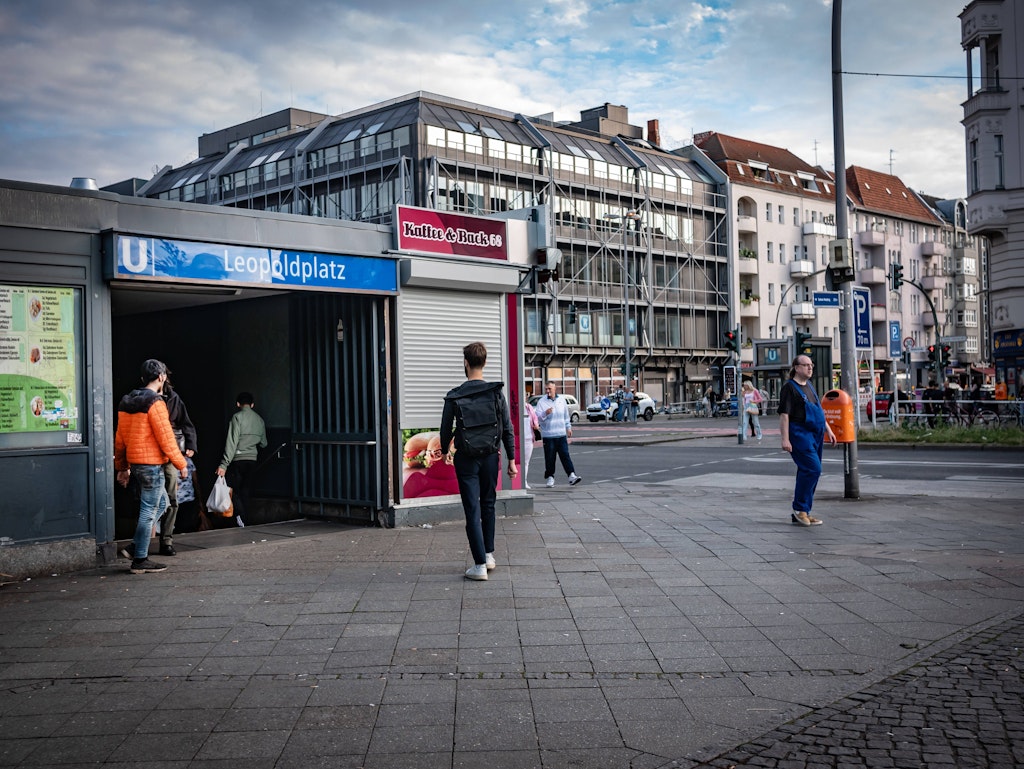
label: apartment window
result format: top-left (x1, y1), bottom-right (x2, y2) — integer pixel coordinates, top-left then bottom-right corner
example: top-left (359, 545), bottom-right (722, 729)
top-left (995, 135), bottom-right (1005, 189)
top-left (777, 205), bottom-right (784, 224)
top-left (821, 245), bottom-right (827, 265)
top-left (780, 283), bottom-right (787, 305)
top-left (780, 244), bottom-right (787, 265)
top-left (768, 283), bottom-right (775, 304)
top-left (765, 202), bottom-right (772, 221)
top-left (793, 207), bottom-right (799, 226)
top-left (970, 140), bottom-right (979, 194)
top-left (767, 242), bottom-right (774, 263)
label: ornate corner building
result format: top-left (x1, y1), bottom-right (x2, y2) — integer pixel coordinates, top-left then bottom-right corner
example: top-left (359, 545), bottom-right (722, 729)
top-left (961, 0), bottom-right (1024, 396)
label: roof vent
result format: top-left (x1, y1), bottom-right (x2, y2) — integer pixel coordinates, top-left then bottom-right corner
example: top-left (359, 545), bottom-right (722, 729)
top-left (70, 177), bottom-right (98, 190)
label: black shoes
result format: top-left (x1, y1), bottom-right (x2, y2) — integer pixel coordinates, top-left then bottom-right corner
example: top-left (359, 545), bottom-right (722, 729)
top-left (158, 545), bottom-right (176, 556)
top-left (129, 559), bottom-right (167, 574)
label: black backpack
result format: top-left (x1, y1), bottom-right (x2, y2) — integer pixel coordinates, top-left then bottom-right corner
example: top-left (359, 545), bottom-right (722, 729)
top-left (450, 387), bottom-right (503, 458)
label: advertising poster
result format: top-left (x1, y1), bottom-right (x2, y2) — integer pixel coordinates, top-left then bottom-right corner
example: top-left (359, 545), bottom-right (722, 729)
top-left (0, 285), bottom-right (80, 435)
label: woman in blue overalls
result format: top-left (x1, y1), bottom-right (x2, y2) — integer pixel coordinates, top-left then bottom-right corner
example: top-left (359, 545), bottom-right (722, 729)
top-left (778, 355), bottom-right (836, 526)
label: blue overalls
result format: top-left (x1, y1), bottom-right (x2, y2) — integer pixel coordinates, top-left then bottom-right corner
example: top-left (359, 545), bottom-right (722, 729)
top-left (787, 382), bottom-right (826, 514)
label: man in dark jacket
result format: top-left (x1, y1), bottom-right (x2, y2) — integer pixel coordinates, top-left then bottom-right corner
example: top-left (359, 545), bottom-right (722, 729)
top-left (159, 380), bottom-right (197, 555)
top-left (440, 342), bottom-right (517, 581)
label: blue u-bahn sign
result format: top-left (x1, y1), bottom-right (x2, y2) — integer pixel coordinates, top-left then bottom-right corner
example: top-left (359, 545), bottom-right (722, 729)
top-left (111, 235), bottom-right (398, 294)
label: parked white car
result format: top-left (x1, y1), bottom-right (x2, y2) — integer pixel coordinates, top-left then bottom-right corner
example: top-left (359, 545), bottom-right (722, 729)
top-left (587, 392), bottom-right (656, 422)
top-left (529, 394), bottom-right (582, 423)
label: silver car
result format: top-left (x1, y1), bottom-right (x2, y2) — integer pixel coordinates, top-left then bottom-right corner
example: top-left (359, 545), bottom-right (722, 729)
top-left (529, 394), bottom-right (582, 423)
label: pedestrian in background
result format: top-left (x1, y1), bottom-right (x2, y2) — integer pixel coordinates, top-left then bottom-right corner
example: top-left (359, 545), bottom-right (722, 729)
top-left (536, 380), bottom-right (582, 488)
top-left (216, 391), bottom-right (267, 526)
top-left (440, 342), bottom-right (517, 580)
top-left (741, 380), bottom-right (763, 442)
top-left (114, 359), bottom-right (188, 574)
top-left (522, 400), bottom-right (539, 490)
top-left (158, 377), bottom-right (197, 555)
top-left (778, 355), bottom-right (836, 526)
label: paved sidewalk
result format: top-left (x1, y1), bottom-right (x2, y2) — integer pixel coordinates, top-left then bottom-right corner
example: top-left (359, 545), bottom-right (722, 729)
top-left (1, 471), bottom-right (1022, 768)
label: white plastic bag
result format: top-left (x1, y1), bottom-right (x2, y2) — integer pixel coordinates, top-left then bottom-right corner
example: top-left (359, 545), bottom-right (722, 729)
top-left (206, 476), bottom-right (233, 514)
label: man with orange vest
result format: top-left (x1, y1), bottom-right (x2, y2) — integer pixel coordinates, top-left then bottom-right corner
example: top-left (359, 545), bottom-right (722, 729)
top-left (114, 359), bottom-right (188, 574)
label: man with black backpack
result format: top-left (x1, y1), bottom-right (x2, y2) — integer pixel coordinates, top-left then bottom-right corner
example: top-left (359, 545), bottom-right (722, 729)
top-left (440, 342), bottom-right (518, 581)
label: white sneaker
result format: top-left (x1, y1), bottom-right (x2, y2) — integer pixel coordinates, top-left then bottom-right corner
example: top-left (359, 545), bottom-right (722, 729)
top-left (465, 564), bottom-right (488, 580)
top-left (569, 473), bottom-right (582, 486)
top-left (485, 553), bottom-right (496, 570)
top-left (545, 477), bottom-right (555, 488)
top-left (524, 482), bottom-right (531, 490)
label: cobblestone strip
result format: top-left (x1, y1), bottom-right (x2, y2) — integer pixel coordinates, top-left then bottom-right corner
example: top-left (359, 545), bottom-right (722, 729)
top-left (682, 614), bottom-right (1024, 769)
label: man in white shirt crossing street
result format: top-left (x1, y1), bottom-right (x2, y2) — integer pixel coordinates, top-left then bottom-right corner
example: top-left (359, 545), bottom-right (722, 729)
top-left (535, 381), bottom-right (582, 488)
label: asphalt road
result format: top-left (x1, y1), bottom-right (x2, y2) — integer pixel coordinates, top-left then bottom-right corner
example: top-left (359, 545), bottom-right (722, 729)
top-left (525, 415), bottom-right (1024, 489)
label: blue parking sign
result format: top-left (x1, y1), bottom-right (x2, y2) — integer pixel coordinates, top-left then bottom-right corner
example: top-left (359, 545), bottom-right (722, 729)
top-left (853, 287), bottom-right (871, 350)
top-left (889, 321), bottom-right (901, 357)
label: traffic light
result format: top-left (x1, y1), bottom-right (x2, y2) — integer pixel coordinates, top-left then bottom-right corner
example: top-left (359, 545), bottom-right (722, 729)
top-left (927, 345), bottom-right (936, 362)
top-left (722, 329), bottom-right (739, 354)
top-left (795, 331), bottom-right (812, 354)
top-left (567, 303), bottom-right (577, 325)
top-left (890, 263), bottom-right (904, 291)
top-left (941, 344), bottom-right (951, 366)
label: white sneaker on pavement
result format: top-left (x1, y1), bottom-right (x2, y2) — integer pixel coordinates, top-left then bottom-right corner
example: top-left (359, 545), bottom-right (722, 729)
top-left (465, 564), bottom-right (488, 580)
top-left (569, 473), bottom-right (582, 486)
top-left (485, 553), bottom-right (496, 570)
top-left (545, 477), bottom-right (555, 488)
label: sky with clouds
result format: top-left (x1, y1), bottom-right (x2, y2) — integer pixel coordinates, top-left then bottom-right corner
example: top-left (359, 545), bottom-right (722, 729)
top-left (0, 0), bottom-right (971, 199)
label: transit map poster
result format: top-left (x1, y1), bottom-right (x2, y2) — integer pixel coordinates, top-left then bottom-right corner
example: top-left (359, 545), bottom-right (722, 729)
top-left (0, 285), bottom-right (80, 436)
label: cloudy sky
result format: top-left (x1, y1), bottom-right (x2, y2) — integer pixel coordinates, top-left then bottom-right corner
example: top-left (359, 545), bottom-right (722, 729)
top-left (0, 0), bottom-right (970, 199)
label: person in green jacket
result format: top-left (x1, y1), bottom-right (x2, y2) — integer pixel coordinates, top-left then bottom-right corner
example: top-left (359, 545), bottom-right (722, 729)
top-left (216, 392), bottom-right (267, 523)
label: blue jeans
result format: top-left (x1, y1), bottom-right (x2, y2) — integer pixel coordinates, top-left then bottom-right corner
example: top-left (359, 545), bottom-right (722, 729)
top-left (132, 464), bottom-right (168, 560)
top-left (542, 435), bottom-right (576, 479)
top-left (453, 452), bottom-right (499, 565)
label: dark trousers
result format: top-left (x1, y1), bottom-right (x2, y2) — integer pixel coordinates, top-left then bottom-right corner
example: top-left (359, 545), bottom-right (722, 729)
top-left (226, 459), bottom-right (257, 520)
top-left (542, 435), bottom-right (576, 479)
top-left (159, 463), bottom-right (179, 546)
top-left (453, 452), bottom-right (499, 565)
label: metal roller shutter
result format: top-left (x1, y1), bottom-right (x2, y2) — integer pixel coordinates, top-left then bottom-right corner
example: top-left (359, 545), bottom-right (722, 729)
top-left (398, 287), bottom-right (505, 427)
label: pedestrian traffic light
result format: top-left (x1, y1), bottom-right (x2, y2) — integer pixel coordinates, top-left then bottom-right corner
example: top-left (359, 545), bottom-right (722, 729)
top-left (722, 330), bottom-right (739, 354)
top-left (567, 303), bottom-right (577, 325)
top-left (890, 263), bottom-right (904, 291)
top-left (927, 345), bottom-right (936, 362)
top-left (941, 344), bottom-right (951, 365)
top-left (795, 331), bottom-right (812, 354)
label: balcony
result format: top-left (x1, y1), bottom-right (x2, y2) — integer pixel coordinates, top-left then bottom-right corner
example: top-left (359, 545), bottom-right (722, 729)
top-left (791, 302), bottom-right (815, 320)
top-left (802, 220), bottom-right (837, 238)
top-left (740, 300), bottom-right (760, 318)
top-left (922, 314), bottom-right (936, 327)
top-left (789, 259), bottom-right (816, 278)
top-left (859, 267), bottom-right (887, 285)
top-left (871, 304), bottom-right (886, 322)
top-left (858, 228), bottom-right (885, 247)
top-left (920, 274), bottom-right (945, 291)
top-left (921, 241), bottom-right (946, 257)
top-left (963, 87), bottom-right (1011, 121)
top-left (738, 257), bottom-right (758, 275)
top-left (737, 215), bottom-right (757, 233)
top-left (873, 345), bottom-right (891, 361)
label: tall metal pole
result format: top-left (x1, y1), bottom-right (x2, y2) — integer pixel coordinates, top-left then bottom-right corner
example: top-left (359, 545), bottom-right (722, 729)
top-left (832, 0), bottom-right (860, 498)
top-left (623, 223), bottom-right (631, 392)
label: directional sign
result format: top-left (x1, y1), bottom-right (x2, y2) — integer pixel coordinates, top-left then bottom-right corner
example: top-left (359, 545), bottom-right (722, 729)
top-left (940, 335), bottom-right (967, 343)
top-left (853, 286), bottom-right (871, 350)
top-left (813, 291), bottom-right (841, 308)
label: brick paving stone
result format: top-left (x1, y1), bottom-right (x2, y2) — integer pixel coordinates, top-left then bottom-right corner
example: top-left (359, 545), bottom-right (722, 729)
top-left (685, 613), bottom-right (1024, 769)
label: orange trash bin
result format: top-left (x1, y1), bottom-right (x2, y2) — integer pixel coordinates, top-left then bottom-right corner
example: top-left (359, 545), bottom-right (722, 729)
top-left (822, 389), bottom-right (856, 443)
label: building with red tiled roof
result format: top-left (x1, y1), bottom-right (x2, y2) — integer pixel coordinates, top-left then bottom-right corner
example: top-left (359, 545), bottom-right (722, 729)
top-left (694, 131), bottom-right (842, 397)
top-left (697, 131), bottom-right (978, 394)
